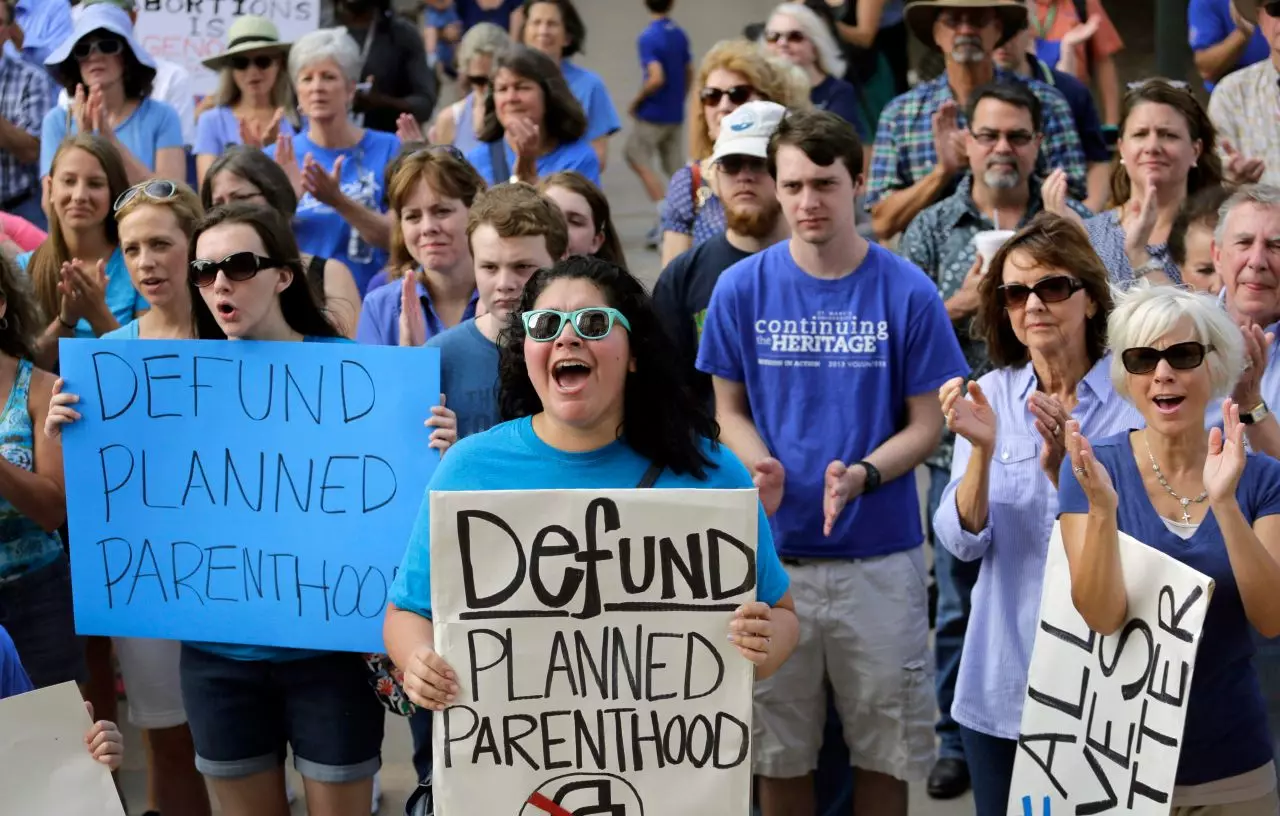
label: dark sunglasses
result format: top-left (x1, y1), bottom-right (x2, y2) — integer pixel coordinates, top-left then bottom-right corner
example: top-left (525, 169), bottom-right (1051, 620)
top-left (717, 154), bottom-right (768, 175)
top-left (970, 129), bottom-right (1036, 148)
top-left (765, 30), bottom-right (806, 44)
top-left (1121, 341), bottom-right (1213, 375)
top-left (231, 54), bottom-right (276, 71)
top-left (997, 275), bottom-right (1085, 308)
top-left (522, 307), bottom-right (632, 342)
top-left (466, 74), bottom-right (489, 89)
top-left (113, 179), bottom-right (179, 212)
top-left (190, 252), bottom-right (283, 288)
top-left (72, 38), bottom-right (123, 59)
top-left (700, 85), bottom-right (758, 107)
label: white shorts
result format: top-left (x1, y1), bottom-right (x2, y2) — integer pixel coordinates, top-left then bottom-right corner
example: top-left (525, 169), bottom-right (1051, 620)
top-left (113, 637), bottom-right (187, 730)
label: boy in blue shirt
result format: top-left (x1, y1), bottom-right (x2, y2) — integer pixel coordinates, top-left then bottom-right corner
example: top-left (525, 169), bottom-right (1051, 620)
top-left (624, 0), bottom-right (691, 243)
top-left (422, 0), bottom-right (462, 78)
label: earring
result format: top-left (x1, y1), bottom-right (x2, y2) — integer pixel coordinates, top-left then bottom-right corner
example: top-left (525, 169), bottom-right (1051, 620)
top-left (0, 317), bottom-right (11, 331)
top-left (1119, 158), bottom-right (1125, 166)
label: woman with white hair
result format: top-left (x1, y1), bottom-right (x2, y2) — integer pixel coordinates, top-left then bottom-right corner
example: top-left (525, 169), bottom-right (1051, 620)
top-left (427, 22), bottom-right (510, 155)
top-left (269, 27), bottom-right (399, 295)
top-left (1062, 284), bottom-right (1280, 814)
top-left (762, 2), bottom-right (867, 137)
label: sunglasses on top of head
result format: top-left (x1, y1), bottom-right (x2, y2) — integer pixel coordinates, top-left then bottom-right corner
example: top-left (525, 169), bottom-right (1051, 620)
top-left (1120, 341), bottom-right (1213, 375)
top-left (231, 54), bottom-right (276, 71)
top-left (997, 275), bottom-right (1085, 308)
top-left (73, 38), bottom-right (124, 60)
top-left (522, 307), bottom-right (632, 342)
top-left (700, 85), bottom-right (759, 106)
top-left (113, 179), bottom-right (180, 212)
top-left (190, 252), bottom-right (285, 288)
top-left (764, 30), bottom-right (807, 44)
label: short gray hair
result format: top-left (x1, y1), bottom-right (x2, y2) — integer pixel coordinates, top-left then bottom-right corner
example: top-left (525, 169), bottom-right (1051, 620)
top-left (764, 3), bottom-right (847, 79)
top-left (289, 27), bottom-right (362, 85)
top-left (457, 22), bottom-right (509, 72)
top-left (1108, 283), bottom-right (1244, 401)
top-left (1214, 183), bottom-right (1280, 247)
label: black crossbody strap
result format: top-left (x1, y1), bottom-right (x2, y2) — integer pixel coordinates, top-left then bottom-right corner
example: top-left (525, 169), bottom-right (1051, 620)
top-left (636, 463), bottom-right (663, 488)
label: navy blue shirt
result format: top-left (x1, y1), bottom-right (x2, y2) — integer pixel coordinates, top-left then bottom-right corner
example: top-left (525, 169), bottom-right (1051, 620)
top-left (1189, 0), bottom-right (1271, 90)
top-left (1058, 432), bottom-right (1277, 785)
top-left (1028, 57), bottom-right (1111, 164)
top-left (636, 17), bottom-right (691, 125)
top-left (457, 0), bottom-right (521, 30)
top-left (812, 74), bottom-right (868, 140)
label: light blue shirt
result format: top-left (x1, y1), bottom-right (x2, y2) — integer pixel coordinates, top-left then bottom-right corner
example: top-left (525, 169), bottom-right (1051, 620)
top-left (561, 59), bottom-right (620, 143)
top-left (933, 356), bottom-right (1144, 740)
top-left (39, 96), bottom-right (183, 177)
top-left (466, 137), bottom-right (601, 186)
top-left (15, 248), bottom-right (145, 338)
top-left (11, 0), bottom-right (72, 98)
top-left (193, 105), bottom-right (296, 158)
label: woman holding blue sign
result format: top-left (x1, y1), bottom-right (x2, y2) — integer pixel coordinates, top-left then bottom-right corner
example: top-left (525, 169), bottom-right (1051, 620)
top-left (383, 256), bottom-right (799, 713)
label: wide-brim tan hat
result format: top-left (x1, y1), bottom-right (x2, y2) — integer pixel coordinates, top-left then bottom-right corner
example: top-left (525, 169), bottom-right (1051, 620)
top-left (202, 15), bottom-right (291, 71)
top-left (905, 0), bottom-right (1029, 50)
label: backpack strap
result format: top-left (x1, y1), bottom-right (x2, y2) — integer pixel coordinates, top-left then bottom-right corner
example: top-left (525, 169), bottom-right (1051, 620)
top-left (636, 463), bottom-right (663, 488)
top-left (489, 140), bottom-right (512, 182)
top-left (689, 161), bottom-right (703, 213)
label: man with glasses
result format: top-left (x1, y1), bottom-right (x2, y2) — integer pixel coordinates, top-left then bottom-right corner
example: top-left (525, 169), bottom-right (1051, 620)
top-left (898, 79), bottom-right (1090, 802)
top-left (0, 0), bottom-right (52, 230)
top-left (866, 0), bottom-right (1086, 240)
top-left (1209, 0), bottom-right (1280, 186)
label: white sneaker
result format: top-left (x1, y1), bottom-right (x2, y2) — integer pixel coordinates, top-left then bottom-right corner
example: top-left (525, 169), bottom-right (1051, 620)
top-left (372, 772), bottom-right (382, 814)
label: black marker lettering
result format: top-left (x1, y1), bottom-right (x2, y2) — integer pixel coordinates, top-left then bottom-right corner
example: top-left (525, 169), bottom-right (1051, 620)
top-left (1146, 643), bottom-right (1191, 707)
top-left (99, 443), bottom-right (135, 523)
top-left (575, 499), bottom-right (616, 620)
top-left (127, 539), bottom-right (166, 605)
top-left (1017, 733), bottom-right (1078, 798)
top-left (1157, 584), bottom-right (1204, 643)
top-left (237, 359), bottom-right (273, 420)
top-left (361, 455), bottom-right (396, 513)
top-left (1076, 746), bottom-right (1119, 815)
top-left (618, 536), bottom-right (655, 594)
top-left (274, 453), bottom-right (313, 512)
top-left (442, 705), bottom-right (478, 769)
top-left (92, 351), bottom-right (137, 421)
top-left (142, 354), bottom-right (182, 419)
top-left (190, 355), bottom-right (231, 417)
top-left (319, 455), bottom-right (357, 514)
top-left (458, 510), bottom-right (525, 609)
top-left (1085, 691), bottom-right (1135, 769)
top-left (141, 449), bottom-right (178, 509)
top-left (182, 450), bottom-right (215, 507)
top-left (99, 537), bottom-right (133, 609)
top-left (1027, 666), bottom-right (1089, 720)
top-left (1098, 619), bottom-right (1155, 701)
top-left (684, 631), bottom-right (724, 700)
top-left (658, 535), bottom-right (707, 600)
top-left (295, 557), bottom-right (330, 620)
top-left (223, 449), bottom-right (265, 511)
top-left (283, 363), bottom-right (322, 424)
top-left (170, 541), bottom-right (205, 605)
top-left (467, 628), bottom-right (511, 705)
top-left (340, 360), bottom-right (375, 422)
top-left (708, 527), bottom-right (756, 598)
top-left (1127, 761), bottom-right (1169, 808)
top-left (645, 632), bottom-right (681, 702)
top-left (203, 545), bottom-right (238, 602)
top-left (540, 710), bottom-right (573, 770)
top-left (501, 713), bottom-right (539, 769)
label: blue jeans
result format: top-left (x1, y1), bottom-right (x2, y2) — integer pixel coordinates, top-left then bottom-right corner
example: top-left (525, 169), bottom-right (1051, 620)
top-left (1255, 631), bottom-right (1280, 756)
top-left (929, 463), bottom-right (981, 761)
top-left (959, 726), bottom-right (1017, 816)
top-left (408, 708), bottom-right (433, 783)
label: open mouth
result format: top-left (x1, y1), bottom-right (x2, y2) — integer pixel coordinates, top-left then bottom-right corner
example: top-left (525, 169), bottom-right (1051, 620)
top-left (1153, 396), bottom-right (1185, 414)
top-left (139, 277), bottom-right (166, 287)
top-left (552, 359), bottom-right (591, 393)
top-left (216, 301), bottom-right (239, 320)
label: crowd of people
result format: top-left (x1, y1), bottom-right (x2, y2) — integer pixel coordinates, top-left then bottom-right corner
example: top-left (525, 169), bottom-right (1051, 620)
top-left (2, 0), bottom-right (1280, 814)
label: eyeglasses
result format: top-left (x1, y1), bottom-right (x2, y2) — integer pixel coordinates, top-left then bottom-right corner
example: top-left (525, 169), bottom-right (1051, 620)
top-left (717, 155), bottom-right (768, 175)
top-left (231, 54), bottom-right (276, 71)
top-left (700, 85), bottom-right (759, 107)
top-left (970, 128), bottom-right (1036, 148)
top-left (1120, 341), bottom-right (1213, 375)
top-left (113, 180), bottom-right (179, 212)
top-left (467, 74), bottom-right (489, 90)
top-left (522, 307), bottom-right (632, 342)
top-left (764, 30), bottom-right (806, 44)
top-left (72, 38), bottom-right (124, 60)
top-left (190, 252), bottom-right (284, 287)
top-left (997, 275), bottom-right (1085, 308)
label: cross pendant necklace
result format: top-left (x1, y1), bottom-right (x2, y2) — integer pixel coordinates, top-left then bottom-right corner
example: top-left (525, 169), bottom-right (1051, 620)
top-left (1145, 435), bottom-right (1208, 524)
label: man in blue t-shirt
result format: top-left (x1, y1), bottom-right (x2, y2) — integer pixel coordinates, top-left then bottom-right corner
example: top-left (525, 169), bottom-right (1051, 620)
top-left (697, 110), bottom-right (968, 815)
top-left (1190, 0), bottom-right (1272, 90)
top-left (624, 0), bottom-right (691, 235)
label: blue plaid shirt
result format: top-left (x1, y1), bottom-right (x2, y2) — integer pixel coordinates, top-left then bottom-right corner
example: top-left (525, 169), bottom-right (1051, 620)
top-left (0, 52), bottom-right (52, 205)
top-left (866, 70), bottom-right (1088, 211)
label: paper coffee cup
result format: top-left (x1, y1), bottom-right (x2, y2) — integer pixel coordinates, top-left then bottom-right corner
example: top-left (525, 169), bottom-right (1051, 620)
top-left (972, 229), bottom-right (1016, 275)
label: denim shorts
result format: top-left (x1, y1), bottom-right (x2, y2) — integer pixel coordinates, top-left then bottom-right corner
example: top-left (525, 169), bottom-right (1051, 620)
top-left (0, 555), bottom-right (86, 688)
top-left (180, 645), bottom-right (385, 782)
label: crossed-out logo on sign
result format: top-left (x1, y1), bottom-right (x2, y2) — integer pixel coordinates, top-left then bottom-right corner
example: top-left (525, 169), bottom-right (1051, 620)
top-left (753, 311), bottom-right (889, 369)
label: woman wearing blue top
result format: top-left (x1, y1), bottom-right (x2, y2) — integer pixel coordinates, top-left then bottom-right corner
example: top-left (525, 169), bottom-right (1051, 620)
top-left (40, 2), bottom-right (185, 185)
top-left (426, 22), bottom-right (509, 156)
top-left (763, 3), bottom-right (868, 139)
top-left (194, 15), bottom-right (298, 185)
top-left (519, 0), bottom-right (620, 171)
top-left (384, 256), bottom-right (800, 713)
top-left (934, 214), bottom-right (1143, 815)
top-left (1062, 283), bottom-right (1280, 813)
top-left (268, 28), bottom-right (400, 296)
top-left (467, 45), bottom-right (600, 186)
top-left (19, 135), bottom-right (146, 371)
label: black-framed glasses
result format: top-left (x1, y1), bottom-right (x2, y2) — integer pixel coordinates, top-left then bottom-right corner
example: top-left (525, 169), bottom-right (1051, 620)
top-left (231, 54), bottom-right (276, 71)
top-left (765, 30), bottom-right (806, 44)
top-left (700, 85), bottom-right (759, 106)
top-left (970, 128), bottom-right (1036, 148)
top-left (73, 37), bottom-right (124, 60)
top-left (467, 74), bottom-right (489, 89)
top-left (1121, 341), bottom-right (1213, 375)
top-left (717, 154), bottom-right (768, 175)
top-left (114, 180), bottom-right (179, 212)
top-left (997, 275), bottom-right (1085, 308)
top-left (190, 252), bottom-right (283, 287)
top-left (522, 307), bottom-right (632, 342)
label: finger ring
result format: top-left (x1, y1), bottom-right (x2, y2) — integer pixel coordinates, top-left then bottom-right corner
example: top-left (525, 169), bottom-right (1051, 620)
top-left (1073, 466), bottom-right (1087, 476)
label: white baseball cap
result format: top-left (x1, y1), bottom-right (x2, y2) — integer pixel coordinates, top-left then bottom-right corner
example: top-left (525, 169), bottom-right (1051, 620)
top-left (710, 101), bottom-right (788, 166)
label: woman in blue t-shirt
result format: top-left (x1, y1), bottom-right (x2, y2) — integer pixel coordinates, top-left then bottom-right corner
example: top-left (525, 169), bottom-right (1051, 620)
top-left (383, 256), bottom-right (800, 712)
top-left (1061, 284), bottom-right (1280, 811)
top-left (466, 45), bottom-right (601, 186)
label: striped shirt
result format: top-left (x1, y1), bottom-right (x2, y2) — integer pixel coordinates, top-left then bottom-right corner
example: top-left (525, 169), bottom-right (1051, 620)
top-left (933, 356), bottom-right (1145, 740)
top-left (865, 70), bottom-right (1088, 211)
top-left (0, 53), bottom-right (52, 205)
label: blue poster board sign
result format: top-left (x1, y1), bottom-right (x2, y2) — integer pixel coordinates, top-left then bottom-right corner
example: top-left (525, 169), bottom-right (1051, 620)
top-left (59, 338), bottom-right (440, 653)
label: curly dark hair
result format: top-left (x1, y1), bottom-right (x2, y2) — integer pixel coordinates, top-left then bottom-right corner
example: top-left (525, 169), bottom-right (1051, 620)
top-left (0, 253), bottom-right (42, 362)
top-left (498, 256), bottom-right (719, 477)
top-left (478, 45), bottom-right (588, 146)
top-left (51, 31), bottom-right (156, 99)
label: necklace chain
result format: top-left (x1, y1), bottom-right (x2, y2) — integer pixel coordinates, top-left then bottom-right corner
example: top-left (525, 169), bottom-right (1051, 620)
top-left (1145, 435), bottom-right (1208, 524)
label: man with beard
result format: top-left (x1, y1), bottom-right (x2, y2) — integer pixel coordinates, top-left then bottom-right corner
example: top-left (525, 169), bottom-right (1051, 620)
top-left (653, 100), bottom-right (789, 407)
top-left (899, 80), bottom-right (1090, 801)
top-left (866, 0), bottom-right (1086, 240)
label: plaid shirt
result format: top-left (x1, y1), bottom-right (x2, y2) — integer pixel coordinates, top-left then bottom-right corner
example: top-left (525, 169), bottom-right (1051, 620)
top-left (0, 53), bottom-right (52, 205)
top-left (899, 175), bottom-right (1092, 470)
top-left (866, 70), bottom-right (1088, 211)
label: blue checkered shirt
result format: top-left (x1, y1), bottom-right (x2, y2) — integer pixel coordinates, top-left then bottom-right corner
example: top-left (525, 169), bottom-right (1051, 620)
top-left (866, 70), bottom-right (1088, 211)
top-left (0, 53), bottom-right (53, 205)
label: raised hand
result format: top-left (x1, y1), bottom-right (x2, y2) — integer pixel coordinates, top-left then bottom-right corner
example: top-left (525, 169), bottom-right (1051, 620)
top-left (397, 112), bottom-right (426, 144)
top-left (505, 116), bottom-right (540, 164)
top-left (945, 255), bottom-right (984, 321)
top-left (1066, 420), bottom-right (1117, 511)
top-left (301, 153), bottom-right (346, 208)
top-left (1123, 182), bottom-right (1160, 267)
top-left (399, 272), bottom-right (427, 347)
top-left (239, 108), bottom-right (284, 149)
top-left (940, 377), bottom-right (997, 453)
top-left (1060, 14), bottom-right (1101, 49)
top-left (1223, 139), bottom-right (1266, 185)
top-left (44, 378), bottom-right (82, 439)
top-left (931, 100), bottom-right (965, 175)
top-left (1029, 392), bottom-right (1071, 487)
top-left (728, 601), bottom-right (774, 665)
top-left (272, 131), bottom-right (304, 198)
top-left (1233, 322), bottom-right (1274, 408)
top-left (1205, 399), bottom-right (1247, 504)
top-left (752, 457), bottom-right (785, 516)
top-left (822, 460), bottom-right (864, 537)
top-left (427, 394), bottom-right (457, 456)
top-left (402, 644), bottom-right (459, 712)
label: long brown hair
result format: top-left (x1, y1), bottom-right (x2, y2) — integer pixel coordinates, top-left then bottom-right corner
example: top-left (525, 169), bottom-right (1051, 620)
top-left (0, 254), bottom-right (43, 362)
top-left (537, 171), bottom-right (627, 269)
top-left (1111, 79), bottom-right (1223, 208)
top-left (28, 135), bottom-right (130, 324)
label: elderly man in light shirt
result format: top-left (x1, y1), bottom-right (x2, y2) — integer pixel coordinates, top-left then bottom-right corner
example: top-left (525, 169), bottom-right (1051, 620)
top-left (1209, 0), bottom-right (1280, 186)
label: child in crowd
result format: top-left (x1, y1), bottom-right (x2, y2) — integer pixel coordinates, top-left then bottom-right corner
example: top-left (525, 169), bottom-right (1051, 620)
top-left (423, 0), bottom-right (463, 80)
top-left (1169, 185), bottom-right (1230, 296)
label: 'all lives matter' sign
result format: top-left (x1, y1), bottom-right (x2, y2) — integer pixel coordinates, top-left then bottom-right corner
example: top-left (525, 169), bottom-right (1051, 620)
top-left (430, 489), bottom-right (760, 816)
top-left (1009, 523), bottom-right (1214, 815)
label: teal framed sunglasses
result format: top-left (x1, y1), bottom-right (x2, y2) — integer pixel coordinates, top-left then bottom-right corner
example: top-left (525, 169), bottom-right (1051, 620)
top-left (521, 307), bottom-right (632, 342)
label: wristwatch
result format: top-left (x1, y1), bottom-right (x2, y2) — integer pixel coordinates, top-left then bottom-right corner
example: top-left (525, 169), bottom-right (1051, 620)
top-left (1241, 401), bottom-right (1271, 425)
top-left (855, 461), bottom-right (881, 494)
